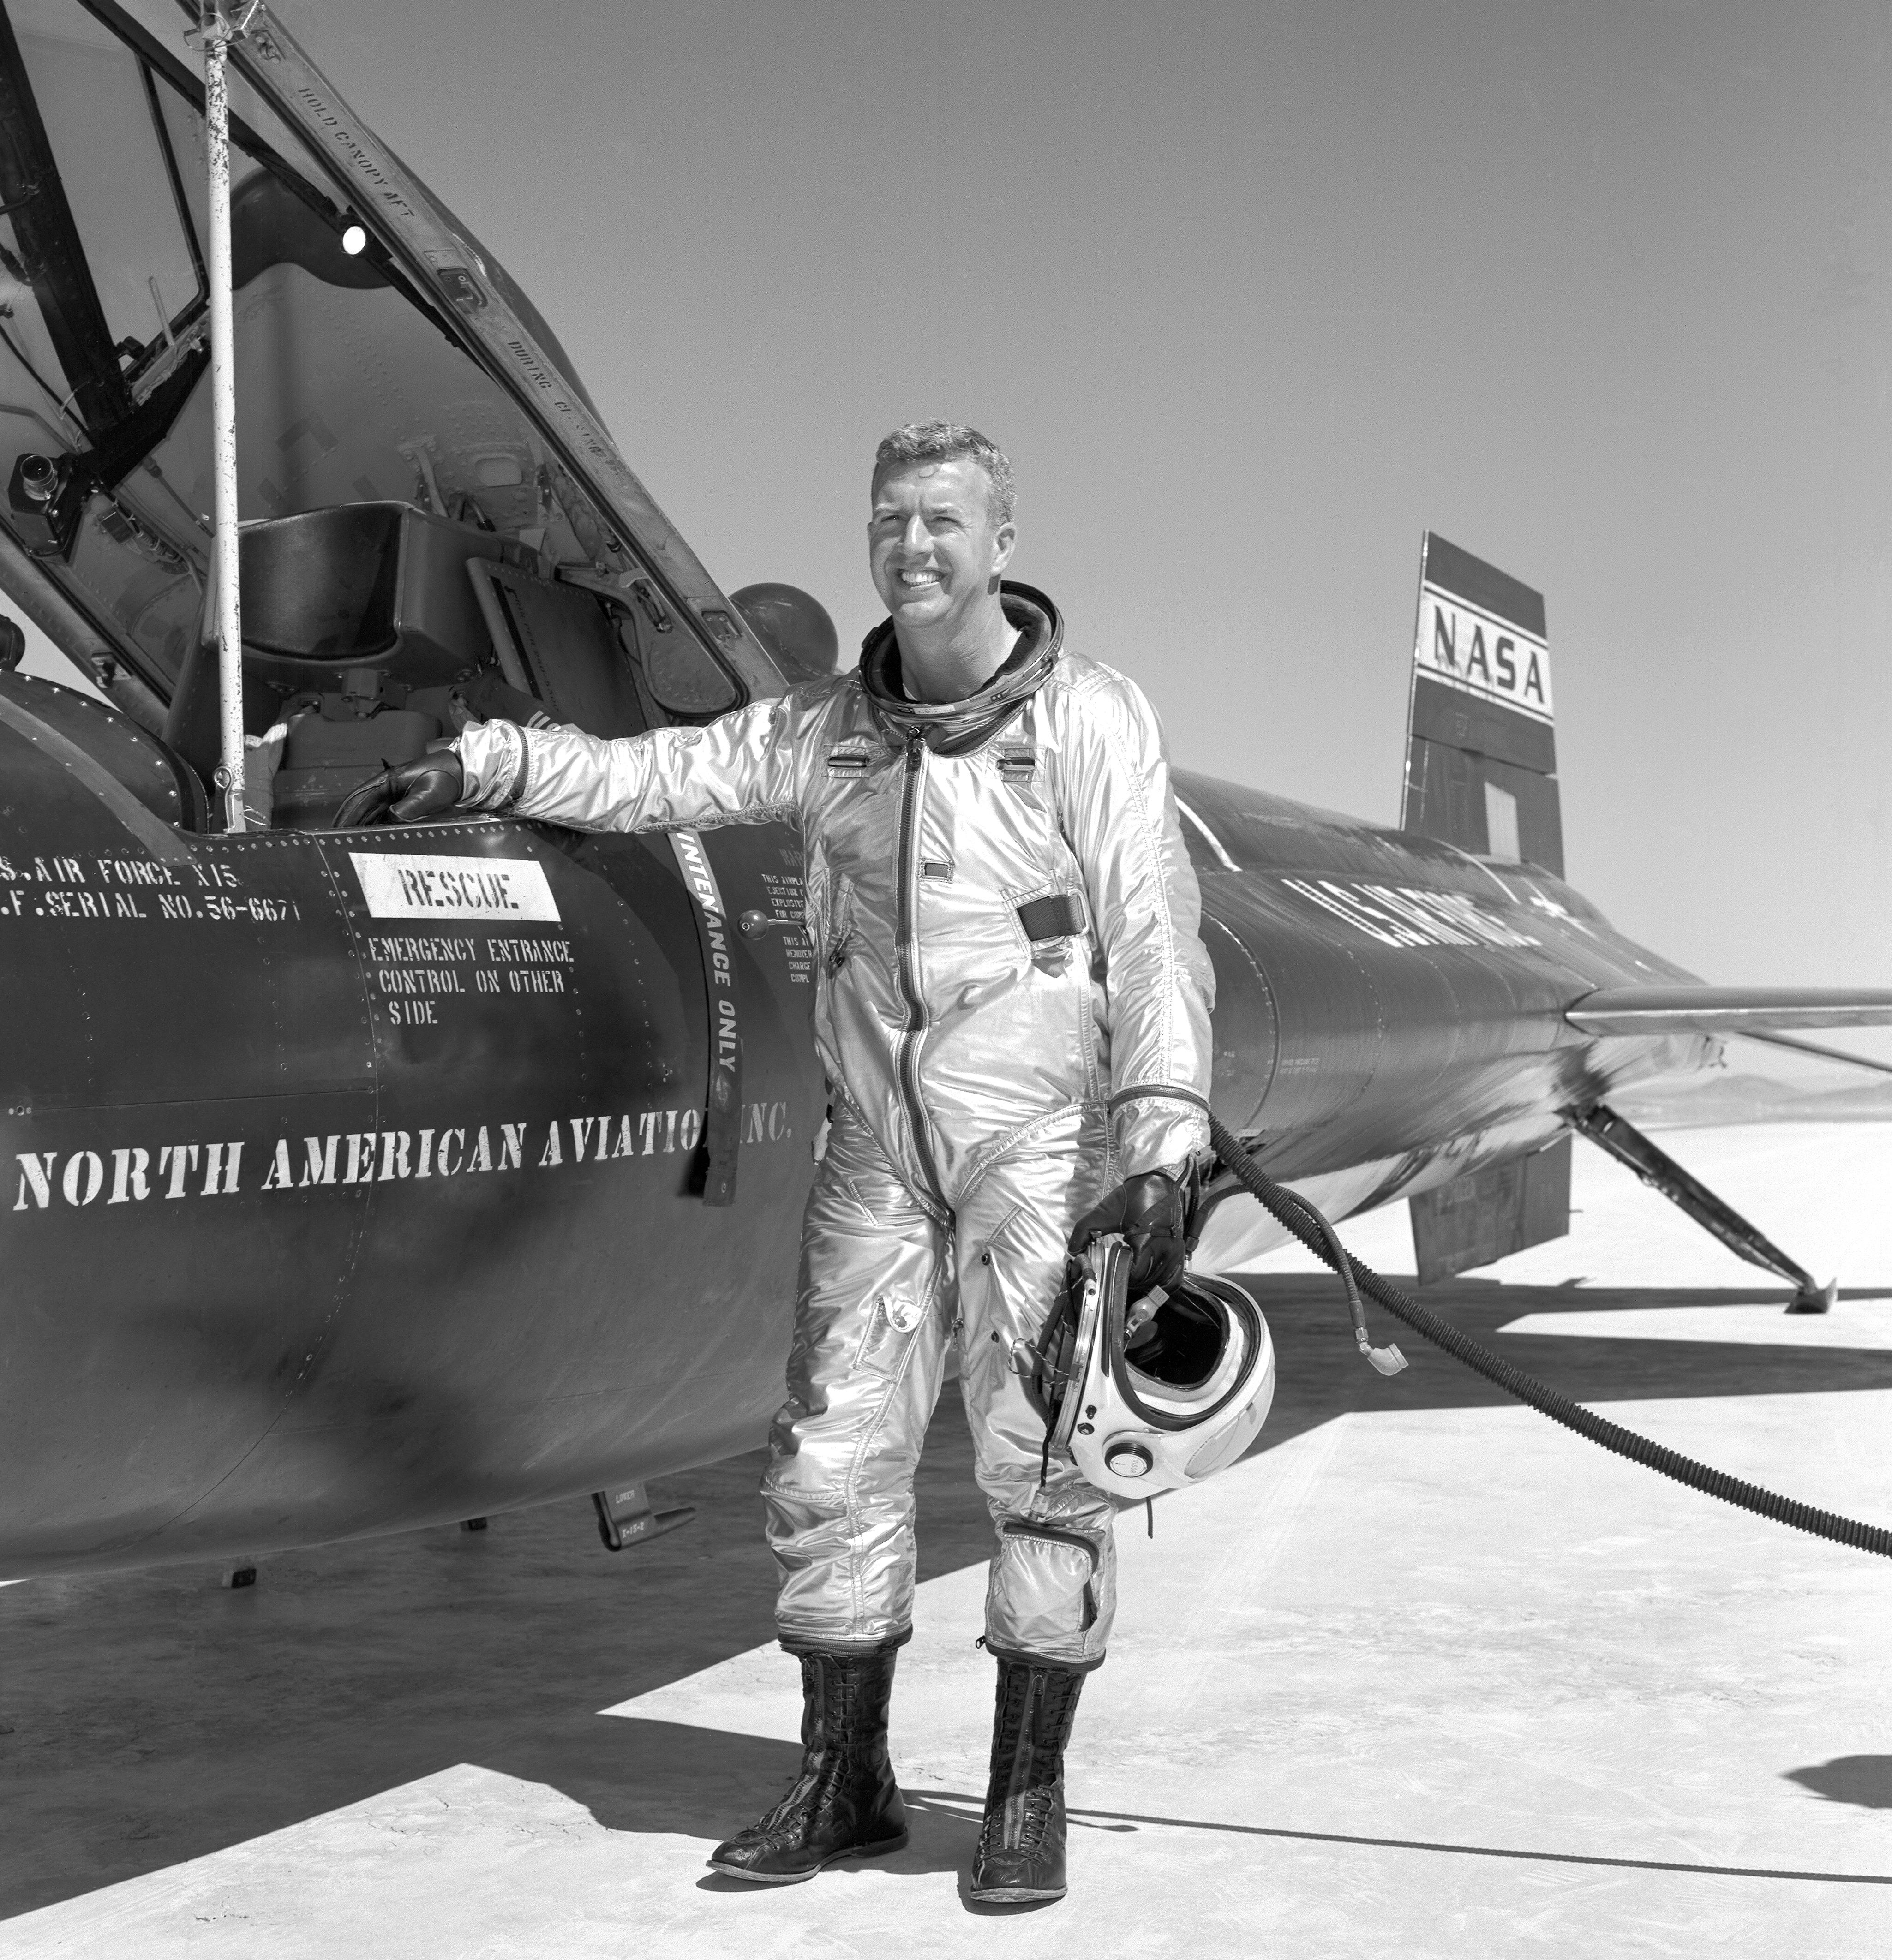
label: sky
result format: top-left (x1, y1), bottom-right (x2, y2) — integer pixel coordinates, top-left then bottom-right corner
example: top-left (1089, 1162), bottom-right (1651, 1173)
top-left (23, 0), bottom-right (1891, 990)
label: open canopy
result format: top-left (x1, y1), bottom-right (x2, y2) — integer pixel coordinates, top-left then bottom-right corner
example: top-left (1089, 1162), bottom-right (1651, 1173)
top-left (0, 0), bottom-right (779, 711)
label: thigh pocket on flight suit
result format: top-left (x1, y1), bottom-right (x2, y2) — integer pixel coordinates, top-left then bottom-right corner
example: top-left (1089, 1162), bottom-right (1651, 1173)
top-left (853, 1290), bottom-right (928, 1379)
top-left (989, 1518), bottom-right (1100, 1649)
top-left (976, 1203), bottom-right (1062, 1338)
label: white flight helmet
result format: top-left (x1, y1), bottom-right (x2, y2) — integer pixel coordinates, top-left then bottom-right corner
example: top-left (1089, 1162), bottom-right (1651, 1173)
top-left (1030, 1233), bottom-right (1275, 1501)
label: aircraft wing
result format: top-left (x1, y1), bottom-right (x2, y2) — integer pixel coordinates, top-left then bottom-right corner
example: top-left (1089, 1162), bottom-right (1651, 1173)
top-left (1568, 986), bottom-right (1892, 1035)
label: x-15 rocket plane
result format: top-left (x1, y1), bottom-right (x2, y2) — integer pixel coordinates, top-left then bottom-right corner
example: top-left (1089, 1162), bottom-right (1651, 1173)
top-left (0, 0), bottom-right (1888, 1579)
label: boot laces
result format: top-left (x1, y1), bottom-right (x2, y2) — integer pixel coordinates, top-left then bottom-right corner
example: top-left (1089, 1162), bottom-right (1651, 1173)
top-left (745, 1746), bottom-right (874, 1844)
top-left (1015, 1783), bottom-right (1058, 1852)
top-left (978, 1777), bottom-right (1059, 1857)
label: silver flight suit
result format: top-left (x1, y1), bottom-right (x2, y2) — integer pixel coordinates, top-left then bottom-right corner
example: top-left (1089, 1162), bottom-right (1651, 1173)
top-left (455, 586), bottom-right (1214, 1667)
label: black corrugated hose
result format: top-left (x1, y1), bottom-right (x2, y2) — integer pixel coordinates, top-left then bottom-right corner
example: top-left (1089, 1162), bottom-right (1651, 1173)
top-left (1208, 1116), bottom-right (1892, 1560)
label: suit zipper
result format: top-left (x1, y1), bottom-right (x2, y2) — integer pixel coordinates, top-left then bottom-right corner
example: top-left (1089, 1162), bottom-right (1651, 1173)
top-left (895, 731), bottom-right (947, 1213)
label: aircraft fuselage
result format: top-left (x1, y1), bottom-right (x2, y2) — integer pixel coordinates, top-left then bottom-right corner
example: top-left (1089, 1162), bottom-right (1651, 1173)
top-left (0, 681), bottom-right (1701, 1578)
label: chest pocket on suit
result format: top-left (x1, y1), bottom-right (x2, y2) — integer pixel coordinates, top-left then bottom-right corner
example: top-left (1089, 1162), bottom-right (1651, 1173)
top-left (826, 743), bottom-right (876, 781)
top-left (995, 742), bottom-right (1037, 788)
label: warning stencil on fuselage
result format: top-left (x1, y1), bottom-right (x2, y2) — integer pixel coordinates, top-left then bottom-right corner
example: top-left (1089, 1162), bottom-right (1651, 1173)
top-left (349, 853), bottom-right (561, 922)
top-left (1413, 586), bottom-right (1553, 724)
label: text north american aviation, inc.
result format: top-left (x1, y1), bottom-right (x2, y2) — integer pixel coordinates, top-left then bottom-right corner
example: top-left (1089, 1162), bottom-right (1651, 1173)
top-left (12, 1104), bottom-right (796, 1213)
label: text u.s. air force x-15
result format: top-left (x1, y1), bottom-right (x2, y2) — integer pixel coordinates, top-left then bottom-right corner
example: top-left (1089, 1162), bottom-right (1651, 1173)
top-left (1, 0), bottom-right (1888, 1581)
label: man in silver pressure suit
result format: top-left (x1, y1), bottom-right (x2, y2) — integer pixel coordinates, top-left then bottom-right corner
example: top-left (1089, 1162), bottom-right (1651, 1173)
top-left (355, 422), bottom-right (1215, 1904)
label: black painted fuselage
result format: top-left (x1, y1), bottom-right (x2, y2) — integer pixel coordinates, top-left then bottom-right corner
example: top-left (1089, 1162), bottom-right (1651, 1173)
top-left (0, 680), bottom-right (1700, 1578)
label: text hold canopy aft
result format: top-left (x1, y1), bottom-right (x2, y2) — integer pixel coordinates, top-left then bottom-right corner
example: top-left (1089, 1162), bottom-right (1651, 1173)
top-left (349, 853), bottom-right (561, 922)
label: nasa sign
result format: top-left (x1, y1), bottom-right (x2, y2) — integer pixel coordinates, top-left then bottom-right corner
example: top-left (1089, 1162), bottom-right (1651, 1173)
top-left (1413, 584), bottom-right (1552, 724)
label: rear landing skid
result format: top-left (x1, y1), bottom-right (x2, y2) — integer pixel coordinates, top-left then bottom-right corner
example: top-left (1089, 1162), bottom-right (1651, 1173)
top-left (1571, 1105), bottom-right (1837, 1314)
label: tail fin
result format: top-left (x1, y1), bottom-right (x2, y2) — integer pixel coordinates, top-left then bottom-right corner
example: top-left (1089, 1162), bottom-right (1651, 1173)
top-left (1402, 533), bottom-right (1570, 1280)
top-left (1399, 533), bottom-right (1562, 877)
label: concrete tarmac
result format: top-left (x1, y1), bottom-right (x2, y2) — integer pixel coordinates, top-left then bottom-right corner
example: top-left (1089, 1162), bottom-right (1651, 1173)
top-left (3, 1124), bottom-right (1890, 1957)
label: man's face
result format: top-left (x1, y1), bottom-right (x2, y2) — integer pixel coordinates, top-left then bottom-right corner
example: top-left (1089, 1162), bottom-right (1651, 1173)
top-left (868, 456), bottom-right (1016, 636)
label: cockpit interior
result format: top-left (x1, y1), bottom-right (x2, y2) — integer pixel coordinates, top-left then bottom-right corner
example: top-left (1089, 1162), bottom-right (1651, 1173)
top-left (0, 0), bottom-right (769, 833)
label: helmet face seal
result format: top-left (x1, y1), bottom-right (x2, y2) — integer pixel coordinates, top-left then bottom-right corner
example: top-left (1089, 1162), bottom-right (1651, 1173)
top-left (1040, 1235), bottom-right (1276, 1501)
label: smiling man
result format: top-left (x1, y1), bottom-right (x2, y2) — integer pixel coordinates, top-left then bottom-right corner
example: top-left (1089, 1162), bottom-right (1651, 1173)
top-left (868, 431), bottom-right (1022, 698)
top-left (352, 421), bottom-right (1215, 1905)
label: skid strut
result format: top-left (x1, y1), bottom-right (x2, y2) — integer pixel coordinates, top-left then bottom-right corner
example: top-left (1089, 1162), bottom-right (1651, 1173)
top-left (1570, 1104), bottom-right (1836, 1313)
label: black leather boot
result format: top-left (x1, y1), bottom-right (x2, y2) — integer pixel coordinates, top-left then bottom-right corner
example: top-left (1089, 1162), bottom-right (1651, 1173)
top-left (708, 1643), bottom-right (908, 1883)
top-left (968, 1653), bottom-right (1086, 1904)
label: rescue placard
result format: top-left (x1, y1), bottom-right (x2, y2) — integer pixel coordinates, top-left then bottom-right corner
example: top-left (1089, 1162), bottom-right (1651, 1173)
top-left (349, 853), bottom-right (560, 921)
top-left (1412, 586), bottom-right (1552, 724)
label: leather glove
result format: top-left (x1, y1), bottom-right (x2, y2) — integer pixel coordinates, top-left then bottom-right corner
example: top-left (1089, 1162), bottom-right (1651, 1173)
top-left (334, 750), bottom-right (465, 828)
top-left (1067, 1170), bottom-right (1188, 1295)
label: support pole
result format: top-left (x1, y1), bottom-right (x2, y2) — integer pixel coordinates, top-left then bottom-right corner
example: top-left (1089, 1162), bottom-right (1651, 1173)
top-left (200, 3), bottom-right (248, 832)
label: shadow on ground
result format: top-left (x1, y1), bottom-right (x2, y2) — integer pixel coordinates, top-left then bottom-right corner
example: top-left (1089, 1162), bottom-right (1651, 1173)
top-left (4, 1275), bottom-right (1887, 1919)
top-left (1784, 1756), bottom-right (1892, 1809)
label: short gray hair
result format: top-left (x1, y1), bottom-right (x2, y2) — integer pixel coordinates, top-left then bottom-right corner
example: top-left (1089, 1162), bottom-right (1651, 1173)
top-left (873, 420), bottom-right (1016, 526)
